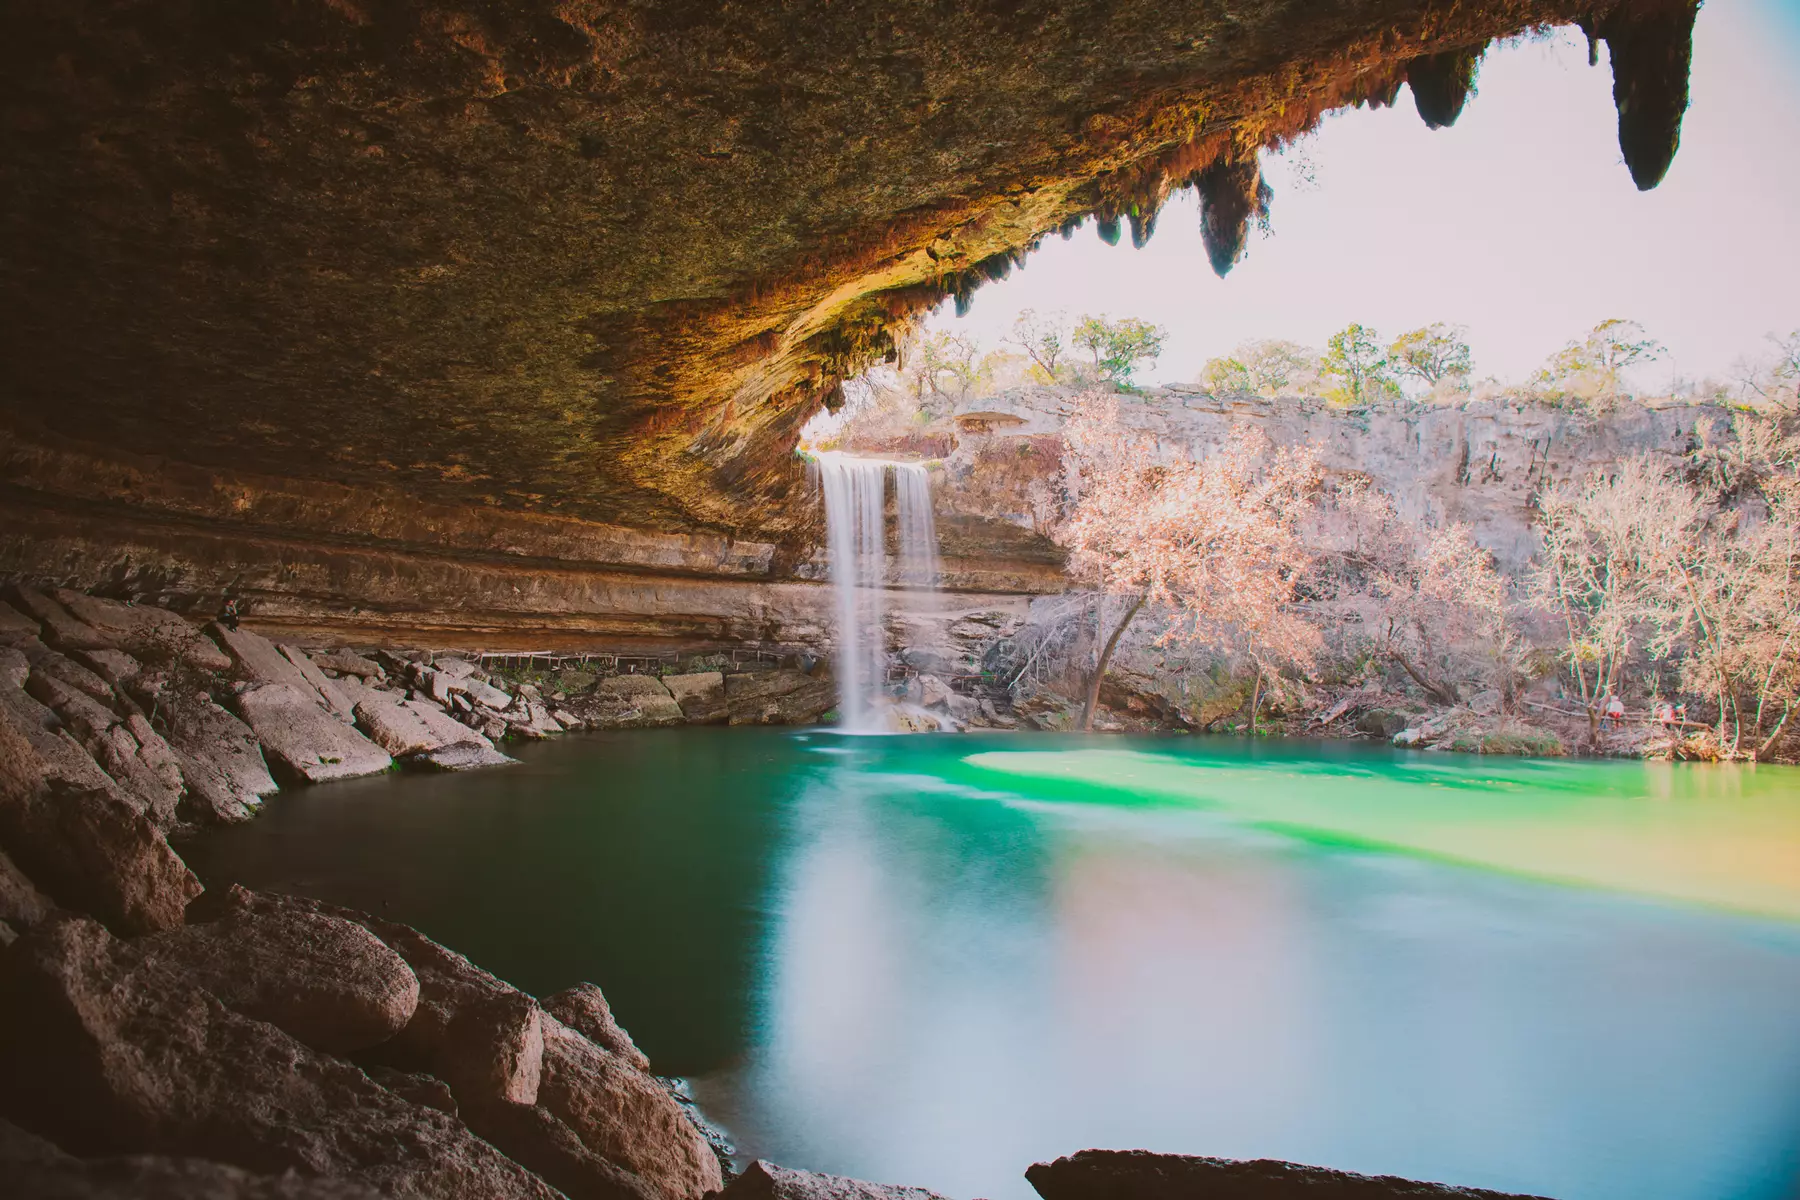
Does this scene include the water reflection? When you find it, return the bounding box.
[182,730,1800,1200]
[697,745,1800,1200]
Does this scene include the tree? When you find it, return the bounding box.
[1071,315,1166,389]
[1731,330,1800,410]
[1388,324,1473,390]
[1656,416,1800,756]
[1527,456,1702,744]
[1005,309,1069,383]
[1198,356,1253,396]
[1321,323,1400,407]
[1305,481,1511,706]
[1534,318,1665,407]
[1239,339,1321,397]
[1057,394,1322,731]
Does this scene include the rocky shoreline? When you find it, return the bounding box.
[1,582,1559,1199]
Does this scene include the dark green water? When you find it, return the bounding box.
[181,730,1800,1200]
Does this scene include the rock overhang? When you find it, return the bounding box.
[0,0,1701,550]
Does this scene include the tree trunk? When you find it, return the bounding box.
[1081,593,1147,732]
[1758,701,1793,760]
[1249,671,1263,738]
[1388,651,1458,707]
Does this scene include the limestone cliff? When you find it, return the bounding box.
[1,0,1701,556]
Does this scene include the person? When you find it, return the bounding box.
[1675,702,1688,727]
[1655,699,1675,729]
[1605,694,1625,730]
[221,597,240,632]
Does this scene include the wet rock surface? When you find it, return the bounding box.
[1025,1149,1554,1200]
[721,1161,951,1200]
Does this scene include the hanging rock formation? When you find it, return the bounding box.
[1595,0,1703,190]
[0,1,1702,627]
[1407,45,1486,129]
[1195,156,1274,278]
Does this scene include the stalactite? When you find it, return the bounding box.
[1195,156,1271,278]
[1128,206,1158,249]
[1598,0,1700,191]
[1093,211,1122,246]
[1406,44,1485,130]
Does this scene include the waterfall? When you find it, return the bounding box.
[893,463,939,590]
[814,452,939,730]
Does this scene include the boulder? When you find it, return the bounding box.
[1355,709,1411,739]
[661,672,724,720]
[356,694,502,762]
[432,657,479,680]
[0,781,199,936]
[918,674,951,708]
[27,671,181,824]
[564,677,685,730]
[543,982,651,1072]
[0,916,560,1200]
[1023,1149,1552,1200]
[1,674,137,798]
[234,892,547,1109]
[0,600,40,646]
[465,679,514,710]
[0,845,53,930]
[0,680,199,934]
[313,650,383,680]
[404,699,495,750]
[723,670,836,726]
[534,1014,723,1200]
[132,682,277,824]
[0,644,29,688]
[366,1067,458,1116]
[720,1161,948,1200]
[0,1118,391,1199]
[455,1099,661,1200]
[146,893,420,1054]
[232,684,392,784]
[278,645,357,722]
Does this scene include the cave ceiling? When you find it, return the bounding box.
[0,0,1699,540]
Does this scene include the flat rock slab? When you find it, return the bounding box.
[0,600,40,645]
[53,592,231,671]
[233,683,391,784]
[414,744,518,772]
[355,695,444,758]
[134,684,276,824]
[279,644,356,721]
[212,625,314,692]
[1025,1150,1556,1200]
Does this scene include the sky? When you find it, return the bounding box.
[924,0,1800,389]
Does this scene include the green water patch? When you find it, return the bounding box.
[964,747,1800,921]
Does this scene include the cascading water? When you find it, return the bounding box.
[814,452,939,730]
